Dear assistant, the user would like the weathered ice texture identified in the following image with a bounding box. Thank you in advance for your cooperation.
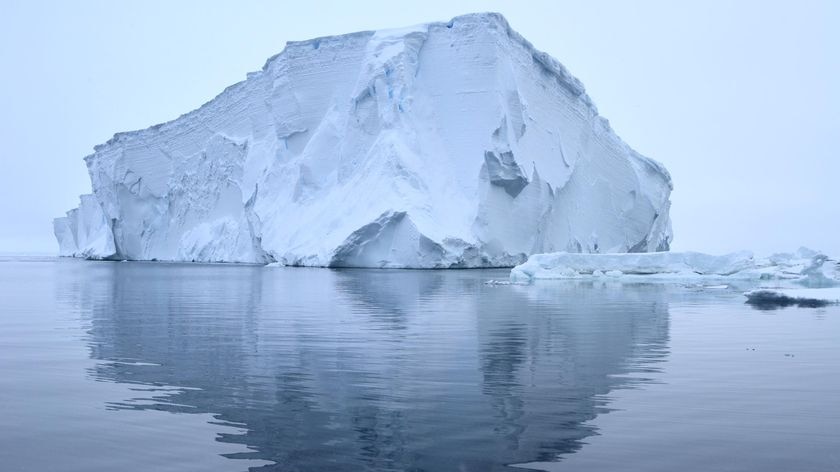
[55,13,673,267]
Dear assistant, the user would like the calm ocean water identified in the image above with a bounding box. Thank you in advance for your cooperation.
[0,258,838,471]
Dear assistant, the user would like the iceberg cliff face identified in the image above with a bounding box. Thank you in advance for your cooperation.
[55,13,673,267]
[54,194,116,259]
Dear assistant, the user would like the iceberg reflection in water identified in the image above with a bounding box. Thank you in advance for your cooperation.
[5,259,835,471]
[68,261,668,471]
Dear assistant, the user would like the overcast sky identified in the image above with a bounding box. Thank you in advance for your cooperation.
[1,0,837,255]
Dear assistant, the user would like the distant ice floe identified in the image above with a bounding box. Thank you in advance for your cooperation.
[509,247,840,287]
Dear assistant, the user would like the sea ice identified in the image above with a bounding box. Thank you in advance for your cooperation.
[509,247,840,285]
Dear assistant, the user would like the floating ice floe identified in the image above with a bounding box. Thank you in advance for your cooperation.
[509,247,839,286]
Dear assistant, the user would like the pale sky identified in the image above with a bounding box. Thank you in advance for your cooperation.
[1,0,837,255]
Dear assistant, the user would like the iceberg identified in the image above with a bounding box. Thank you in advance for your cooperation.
[55,13,672,267]
[510,247,840,285]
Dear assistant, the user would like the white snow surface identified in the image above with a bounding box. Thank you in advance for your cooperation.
[510,247,840,285]
[55,13,672,267]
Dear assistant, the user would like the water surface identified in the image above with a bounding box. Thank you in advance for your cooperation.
[0,259,837,471]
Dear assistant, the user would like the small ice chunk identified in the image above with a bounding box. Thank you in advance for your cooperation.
[484,279,513,285]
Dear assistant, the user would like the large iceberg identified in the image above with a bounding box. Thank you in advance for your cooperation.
[55,13,672,267]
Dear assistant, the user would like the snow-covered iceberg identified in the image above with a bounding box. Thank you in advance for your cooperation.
[510,247,840,285]
[55,13,672,267]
